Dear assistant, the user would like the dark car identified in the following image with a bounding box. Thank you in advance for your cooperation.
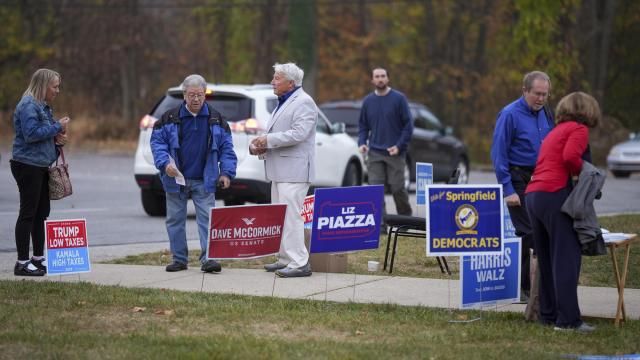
[319,100,469,185]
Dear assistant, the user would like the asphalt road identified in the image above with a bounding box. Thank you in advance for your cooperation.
[1,151,639,253]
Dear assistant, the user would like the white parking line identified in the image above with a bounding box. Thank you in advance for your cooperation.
[0,208,109,216]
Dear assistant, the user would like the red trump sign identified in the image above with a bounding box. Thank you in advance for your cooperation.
[207,204,287,259]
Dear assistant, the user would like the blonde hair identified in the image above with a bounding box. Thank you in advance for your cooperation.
[555,91,601,128]
[23,68,60,102]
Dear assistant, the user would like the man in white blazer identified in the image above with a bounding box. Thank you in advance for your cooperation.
[249,62,317,277]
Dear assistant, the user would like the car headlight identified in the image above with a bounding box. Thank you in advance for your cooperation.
[608,147,621,157]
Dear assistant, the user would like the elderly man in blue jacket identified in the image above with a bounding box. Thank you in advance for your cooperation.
[151,74,237,273]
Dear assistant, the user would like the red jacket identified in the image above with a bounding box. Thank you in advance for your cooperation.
[526,121,589,194]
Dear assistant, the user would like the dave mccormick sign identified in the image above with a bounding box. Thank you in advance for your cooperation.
[310,185,384,253]
[45,218,91,275]
[426,185,503,256]
[207,204,286,260]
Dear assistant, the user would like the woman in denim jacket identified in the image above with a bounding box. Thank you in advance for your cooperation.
[10,68,70,276]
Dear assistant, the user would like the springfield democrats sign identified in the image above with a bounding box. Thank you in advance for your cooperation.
[426,185,503,256]
[310,185,384,254]
[208,204,286,260]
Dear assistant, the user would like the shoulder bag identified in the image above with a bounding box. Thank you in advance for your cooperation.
[49,148,73,200]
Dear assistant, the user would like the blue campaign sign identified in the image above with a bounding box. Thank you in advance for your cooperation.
[503,200,517,239]
[310,185,384,254]
[426,184,503,256]
[416,162,433,206]
[460,238,521,308]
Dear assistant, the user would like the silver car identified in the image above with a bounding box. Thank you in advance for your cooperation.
[607,132,640,178]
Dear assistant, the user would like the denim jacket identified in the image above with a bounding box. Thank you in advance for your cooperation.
[150,103,237,193]
[11,95,63,167]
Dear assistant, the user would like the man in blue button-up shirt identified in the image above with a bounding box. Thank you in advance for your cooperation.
[491,71,553,303]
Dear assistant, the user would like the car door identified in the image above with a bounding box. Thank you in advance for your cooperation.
[408,107,453,180]
[314,112,349,186]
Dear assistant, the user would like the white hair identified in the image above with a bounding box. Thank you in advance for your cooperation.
[273,63,304,86]
[181,74,207,91]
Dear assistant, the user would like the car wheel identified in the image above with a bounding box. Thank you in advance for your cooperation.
[224,198,246,206]
[342,161,362,186]
[141,189,166,217]
[456,158,470,184]
[611,170,631,178]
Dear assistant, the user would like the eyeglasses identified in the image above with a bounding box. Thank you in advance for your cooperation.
[529,91,550,99]
[185,93,205,100]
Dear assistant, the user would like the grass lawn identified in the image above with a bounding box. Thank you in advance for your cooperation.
[0,280,638,359]
[106,214,640,288]
[1,215,638,358]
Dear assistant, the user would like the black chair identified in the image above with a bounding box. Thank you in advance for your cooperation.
[382,168,461,274]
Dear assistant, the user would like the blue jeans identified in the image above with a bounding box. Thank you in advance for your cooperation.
[165,179,215,265]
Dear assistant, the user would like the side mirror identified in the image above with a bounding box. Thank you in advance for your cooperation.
[439,126,453,136]
[331,122,346,134]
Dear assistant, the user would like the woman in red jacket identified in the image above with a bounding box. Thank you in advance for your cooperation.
[525,92,600,333]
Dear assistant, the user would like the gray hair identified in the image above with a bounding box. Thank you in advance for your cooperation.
[273,63,304,86]
[181,74,207,91]
[23,68,60,102]
[522,71,551,91]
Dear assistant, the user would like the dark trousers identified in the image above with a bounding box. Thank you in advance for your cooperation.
[526,189,583,328]
[367,150,412,216]
[10,160,50,261]
[507,167,533,293]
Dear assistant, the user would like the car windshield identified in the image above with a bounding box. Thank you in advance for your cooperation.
[321,107,360,137]
[151,93,253,122]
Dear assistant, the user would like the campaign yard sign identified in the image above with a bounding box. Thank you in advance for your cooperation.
[301,195,314,229]
[45,219,91,275]
[208,204,286,260]
[310,185,384,254]
[416,162,433,206]
[503,200,517,239]
[426,184,503,256]
[460,238,521,308]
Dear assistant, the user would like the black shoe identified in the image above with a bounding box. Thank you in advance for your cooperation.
[31,258,47,272]
[201,260,222,273]
[165,262,187,272]
[14,261,45,277]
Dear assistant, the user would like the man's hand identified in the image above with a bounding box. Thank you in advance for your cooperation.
[359,144,368,154]
[218,175,231,189]
[387,145,399,156]
[165,163,180,177]
[54,133,68,146]
[249,136,267,155]
[505,193,521,207]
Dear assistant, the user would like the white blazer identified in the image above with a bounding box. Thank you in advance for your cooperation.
[264,88,317,183]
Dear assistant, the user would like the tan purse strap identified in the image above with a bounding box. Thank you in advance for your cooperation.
[57,147,66,165]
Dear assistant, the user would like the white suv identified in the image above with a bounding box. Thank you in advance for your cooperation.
[134,84,365,216]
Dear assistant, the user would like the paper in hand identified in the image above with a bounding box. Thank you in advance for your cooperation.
[169,156,186,185]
